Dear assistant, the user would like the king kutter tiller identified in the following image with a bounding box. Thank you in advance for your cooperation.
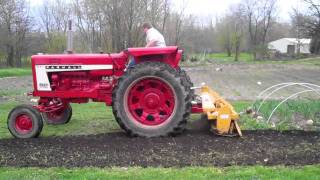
[7,46,242,138]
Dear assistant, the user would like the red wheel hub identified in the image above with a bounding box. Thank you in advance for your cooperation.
[127,78,176,126]
[144,93,160,109]
[15,114,33,134]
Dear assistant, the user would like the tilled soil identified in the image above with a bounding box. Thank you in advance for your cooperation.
[0,76,33,104]
[0,130,319,168]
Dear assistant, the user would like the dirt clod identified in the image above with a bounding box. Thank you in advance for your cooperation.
[306,120,314,126]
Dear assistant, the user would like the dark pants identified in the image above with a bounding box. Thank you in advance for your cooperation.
[128,57,136,68]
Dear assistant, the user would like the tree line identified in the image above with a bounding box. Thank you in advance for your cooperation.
[0,0,319,67]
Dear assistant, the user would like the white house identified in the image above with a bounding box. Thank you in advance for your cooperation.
[268,38,311,54]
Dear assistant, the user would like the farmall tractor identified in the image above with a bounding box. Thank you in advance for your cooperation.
[7,23,242,139]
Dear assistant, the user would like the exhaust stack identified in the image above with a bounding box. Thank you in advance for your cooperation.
[67,20,73,54]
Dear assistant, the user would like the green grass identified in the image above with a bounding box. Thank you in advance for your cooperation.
[187,52,253,62]
[0,165,320,180]
[232,101,272,130]
[205,53,254,62]
[0,68,32,78]
[253,99,320,130]
[182,53,253,66]
[0,89,26,97]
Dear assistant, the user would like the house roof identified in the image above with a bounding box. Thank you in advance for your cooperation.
[271,38,311,44]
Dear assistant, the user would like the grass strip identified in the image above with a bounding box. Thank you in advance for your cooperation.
[0,68,31,78]
[0,165,319,180]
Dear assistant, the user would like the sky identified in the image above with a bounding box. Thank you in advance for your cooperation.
[28,0,303,22]
[173,0,303,22]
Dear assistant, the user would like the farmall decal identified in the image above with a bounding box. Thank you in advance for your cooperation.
[45,65,82,70]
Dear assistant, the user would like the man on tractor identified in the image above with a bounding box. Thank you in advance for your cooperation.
[128,23,166,67]
[143,22,166,48]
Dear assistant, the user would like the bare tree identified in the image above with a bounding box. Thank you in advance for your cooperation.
[14,0,31,67]
[216,17,233,57]
[71,0,175,52]
[122,0,147,48]
[230,5,246,61]
[299,0,320,54]
[0,0,31,67]
[162,0,170,32]
[164,0,187,45]
[73,0,104,52]
[242,0,277,60]
[39,0,72,53]
[215,4,246,60]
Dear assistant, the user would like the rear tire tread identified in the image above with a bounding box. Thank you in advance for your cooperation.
[112,62,192,137]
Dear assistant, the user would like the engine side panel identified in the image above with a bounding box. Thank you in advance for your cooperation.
[31,53,128,105]
[35,64,113,91]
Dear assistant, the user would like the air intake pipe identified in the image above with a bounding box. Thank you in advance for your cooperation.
[67,20,73,54]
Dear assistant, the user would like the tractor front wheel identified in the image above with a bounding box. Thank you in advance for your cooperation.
[112,62,192,137]
[7,105,43,138]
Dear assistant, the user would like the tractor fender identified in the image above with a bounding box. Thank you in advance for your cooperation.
[126,46,182,68]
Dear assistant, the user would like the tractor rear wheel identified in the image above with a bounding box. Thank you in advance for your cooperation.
[177,67,195,100]
[42,104,72,125]
[112,62,192,137]
[7,105,43,138]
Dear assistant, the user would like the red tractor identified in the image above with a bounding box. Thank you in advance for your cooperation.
[7,21,242,139]
[7,46,243,139]
[7,47,198,138]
